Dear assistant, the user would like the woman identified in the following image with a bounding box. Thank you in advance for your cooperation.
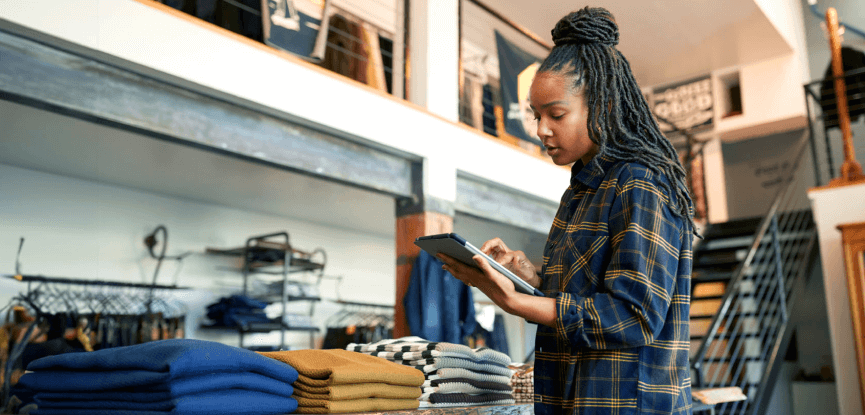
[438,7,695,415]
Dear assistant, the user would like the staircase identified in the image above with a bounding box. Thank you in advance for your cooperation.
[689,135,820,415]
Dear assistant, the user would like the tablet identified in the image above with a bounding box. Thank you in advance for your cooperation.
[414,233,544,297]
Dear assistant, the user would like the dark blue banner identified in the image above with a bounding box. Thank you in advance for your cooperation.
[494,31,543,146]
[263,0,324,60]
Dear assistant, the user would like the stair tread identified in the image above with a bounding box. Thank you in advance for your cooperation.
[693,356,764,363]
[692,294,725,301]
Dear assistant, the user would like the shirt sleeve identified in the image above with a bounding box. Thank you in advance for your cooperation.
[555,170,684,349]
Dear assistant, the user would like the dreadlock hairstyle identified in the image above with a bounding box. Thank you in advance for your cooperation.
[539,6,696,233]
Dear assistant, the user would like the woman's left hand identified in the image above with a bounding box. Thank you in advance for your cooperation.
[436,253,518,312]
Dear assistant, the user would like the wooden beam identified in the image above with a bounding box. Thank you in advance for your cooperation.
[455,172,558,235]
[0,26,415,197]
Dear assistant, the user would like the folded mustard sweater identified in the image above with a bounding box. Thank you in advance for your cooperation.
[293,397,420,414]
[292,383,421,400]
[259,349,424,386]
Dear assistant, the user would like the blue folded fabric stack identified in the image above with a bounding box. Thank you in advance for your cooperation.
[16,339,299,415]
[206,295,272,327]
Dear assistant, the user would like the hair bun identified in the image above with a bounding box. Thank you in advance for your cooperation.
[551,7,619,47]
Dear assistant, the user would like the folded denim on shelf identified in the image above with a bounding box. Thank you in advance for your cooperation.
[29,390,297,415]
[20,339,299,392]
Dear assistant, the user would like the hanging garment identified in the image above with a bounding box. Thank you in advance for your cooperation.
[403,251,476,344]
[466,314,510,356]
[820,46,865,129]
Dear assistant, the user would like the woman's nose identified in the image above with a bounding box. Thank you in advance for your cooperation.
[537,119,552,139]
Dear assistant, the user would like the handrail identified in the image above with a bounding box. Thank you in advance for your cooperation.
[690,136,805,369]
[808,0,865,40]
[690,131,817,414]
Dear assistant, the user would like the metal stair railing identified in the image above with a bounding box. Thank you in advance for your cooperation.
[690,133,820,415]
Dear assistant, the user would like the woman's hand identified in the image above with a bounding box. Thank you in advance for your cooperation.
[437,253,518,314]
[480,238,541,289]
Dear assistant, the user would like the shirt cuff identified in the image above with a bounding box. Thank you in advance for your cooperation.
[555,292,584,344]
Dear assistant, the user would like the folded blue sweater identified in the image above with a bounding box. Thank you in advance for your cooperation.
[20,339,298,392]
[30,390,298,415]
[30,372,294,401]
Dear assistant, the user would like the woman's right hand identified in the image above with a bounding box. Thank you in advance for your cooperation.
[480,238,541,289]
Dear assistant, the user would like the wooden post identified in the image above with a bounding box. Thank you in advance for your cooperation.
[826,7,865,186]
[394,211,453,338]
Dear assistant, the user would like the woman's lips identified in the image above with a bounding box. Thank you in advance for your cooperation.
[546,146,559,156]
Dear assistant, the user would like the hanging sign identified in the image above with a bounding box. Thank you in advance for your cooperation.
[494,30,543,146]
[651,76,714,133]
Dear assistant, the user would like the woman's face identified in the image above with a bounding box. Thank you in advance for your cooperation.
[529,71,598,166]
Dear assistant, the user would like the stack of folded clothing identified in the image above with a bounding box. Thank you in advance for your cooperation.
[508,363,534,404]
[260,348,424,414]
[348,337,515,408]
[15,339,299,415]
[205,295,274,331]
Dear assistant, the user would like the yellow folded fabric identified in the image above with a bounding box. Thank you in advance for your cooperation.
[259,349,424,386]
[293,382,422,400]
[294,397,420,414]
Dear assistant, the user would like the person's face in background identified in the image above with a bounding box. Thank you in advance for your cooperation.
[529,71,598,166]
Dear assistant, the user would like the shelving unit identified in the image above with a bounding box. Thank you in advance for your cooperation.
[203,231,326,350]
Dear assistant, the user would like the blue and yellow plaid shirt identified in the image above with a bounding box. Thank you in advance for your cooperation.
[535,156,693,415]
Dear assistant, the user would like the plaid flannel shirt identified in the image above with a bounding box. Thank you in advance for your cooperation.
[534,156,693,415]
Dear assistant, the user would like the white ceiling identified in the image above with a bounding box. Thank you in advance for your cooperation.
[480,0,794,87]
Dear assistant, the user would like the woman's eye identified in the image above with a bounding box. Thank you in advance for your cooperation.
[551,113,565,120]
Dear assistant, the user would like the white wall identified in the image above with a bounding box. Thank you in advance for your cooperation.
[0,162,396,349]
[808,182,865,415]
[0,0,570,207]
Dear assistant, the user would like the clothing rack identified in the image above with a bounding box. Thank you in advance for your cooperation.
[3,274,189,319]
[204,231,327,350]
[1,274,191,408]
[4,274,188,291]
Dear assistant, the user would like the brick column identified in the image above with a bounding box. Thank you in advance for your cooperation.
[394,204,454,338]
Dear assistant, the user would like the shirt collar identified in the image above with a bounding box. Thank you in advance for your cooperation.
[570,155,617,189]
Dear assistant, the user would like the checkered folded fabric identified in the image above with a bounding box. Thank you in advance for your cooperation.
[422,378,512,396]
[417,392,515,408]
[348,337,510,366]
[409,357,514,377]
[424,368,512,385]
[348,338,516,408]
